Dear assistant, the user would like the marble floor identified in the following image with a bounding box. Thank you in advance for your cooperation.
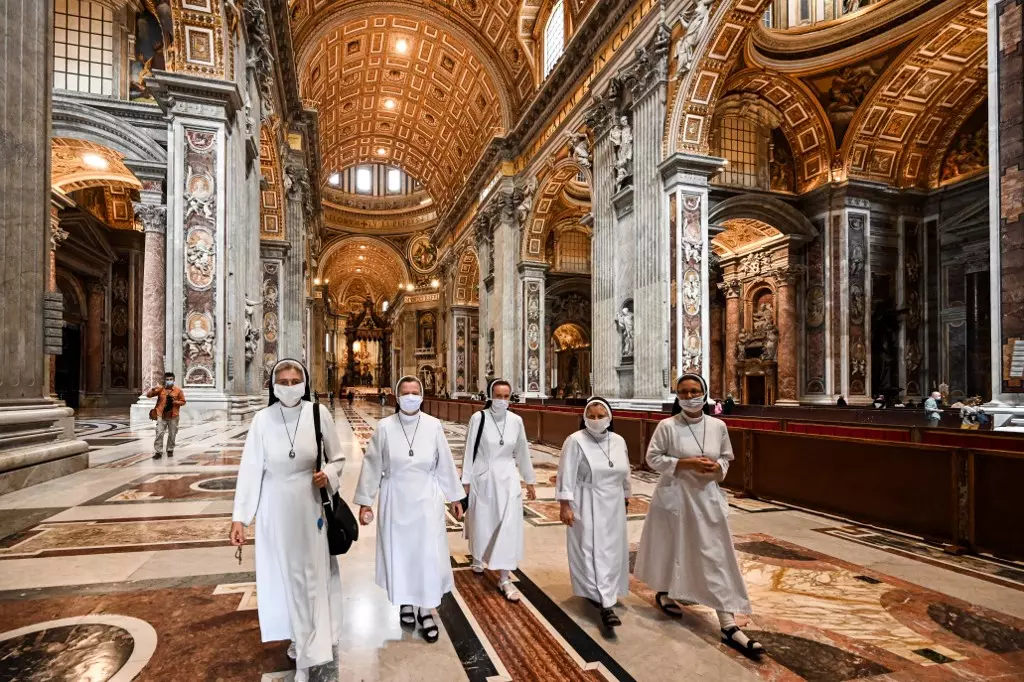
[1,403,1023,681]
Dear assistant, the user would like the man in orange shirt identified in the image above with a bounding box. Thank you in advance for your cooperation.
[147,372,186,459]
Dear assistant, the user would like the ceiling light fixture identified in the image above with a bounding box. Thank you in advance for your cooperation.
[395,38,409,54]
[377,147,388,156]
[82,153,108,170]
[359,245,366,250]
[406,283,415,291]
[356,268,362,273]
[430,279,440,289]
[383,98,396,110]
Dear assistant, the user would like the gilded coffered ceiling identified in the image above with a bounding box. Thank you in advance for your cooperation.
[318,236,413,300]
[713,218,783,256]
[291,1,536,218]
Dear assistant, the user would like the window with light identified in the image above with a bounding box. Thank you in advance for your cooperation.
[557,229,591,274]
[387,168,402,194]
[714,116,768,190]
[356,166,372,194]
[543,1,565,78]
[54,0,114,96]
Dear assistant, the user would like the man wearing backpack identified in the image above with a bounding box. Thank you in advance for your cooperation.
[147,372,186,459]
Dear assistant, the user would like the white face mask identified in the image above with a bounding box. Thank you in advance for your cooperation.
[678,396,705,412]
[275,382,305,407]
[491,399,509,413]
[399,394,422,413]
[585,417,610,435]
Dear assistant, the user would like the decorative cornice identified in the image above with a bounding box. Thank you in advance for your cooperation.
[145,71,244,122]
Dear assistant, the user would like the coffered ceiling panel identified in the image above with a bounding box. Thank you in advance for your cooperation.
[298,13,514,215]
[319,236,413,299]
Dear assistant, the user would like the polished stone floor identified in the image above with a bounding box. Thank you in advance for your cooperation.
[1,402,1023,681]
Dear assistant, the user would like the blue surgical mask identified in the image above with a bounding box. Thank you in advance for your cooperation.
[399,394,422,413]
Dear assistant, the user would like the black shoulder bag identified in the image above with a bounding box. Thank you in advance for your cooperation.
[313,403,359,555]
[460,410,487,513]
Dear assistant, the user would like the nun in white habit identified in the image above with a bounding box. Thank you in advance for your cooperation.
[354,375,464,643]
[462,378,537,601]
[230,359,345,682]
[556,396,631,628]
[634,373,764,658]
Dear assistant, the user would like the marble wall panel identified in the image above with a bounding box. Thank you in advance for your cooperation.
[848,212,869,397]
[109,255,131,389]
[524,280,543,393]
[831,214,844,395]
[804,227,827,395]
[182,127,218,387]
[681,194,704,375]
[261,261,281,388]
[454,315,467,393]
[903,221,924,396]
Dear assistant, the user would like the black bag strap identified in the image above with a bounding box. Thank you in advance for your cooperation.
[472,410,486,463]
[312,403,331,507]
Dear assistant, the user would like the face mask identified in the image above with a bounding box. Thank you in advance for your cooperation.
[491,399,509,413]
[678,396,705,412]
[275,383,305,407]
[585,417,610,435]
[399,394,423,413]
[165,380,174,388]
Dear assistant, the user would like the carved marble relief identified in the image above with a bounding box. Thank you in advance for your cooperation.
[681,195,704,374]
[262,262,280,388]
[831,214,843,394]
[847,213,869,396]
[525,280,542,392]
[454,316,467,392]
[182,127,218,387]
[903,222,924,396]
[804,227,827,395]
[110,255,132,389]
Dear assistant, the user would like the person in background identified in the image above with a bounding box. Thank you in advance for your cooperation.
[347,390,355,407]
[230,359,345,682]
[959,397,986,430]
[836,395,848,407]
[556,397,631,629]
[635,374,764,658]
[354,376,464,643]
[148,371,186,460]
[378,389,386,407]
[462,379,536,602]
[328,390,335,408]
[925,391,942,426]
[872,394,886,409]
[723,394,736,414]
[712,398,724,416]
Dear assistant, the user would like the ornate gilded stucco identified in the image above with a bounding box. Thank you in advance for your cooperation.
[259,126,286,239]
[318,235,413,300]
[521,157,592,262]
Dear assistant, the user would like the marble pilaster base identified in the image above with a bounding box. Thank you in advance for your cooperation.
[616,365,634,399]
[0,401,89,494]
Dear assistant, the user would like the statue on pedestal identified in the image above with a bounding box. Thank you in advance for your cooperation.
[614,306,635,359]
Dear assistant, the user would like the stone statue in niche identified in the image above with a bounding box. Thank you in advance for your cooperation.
[567,132,591,169]
[761,327,779,361]
[485,328,495,380]
[753,302,774,332]
[673,0,711,81]
[609,116,633,191]
[770,140,795,193]
[185,317,213,360]
[244,298,261,363]
[614,306,635,359]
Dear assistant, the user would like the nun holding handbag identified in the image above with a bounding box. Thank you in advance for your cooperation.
[313,403,359,555]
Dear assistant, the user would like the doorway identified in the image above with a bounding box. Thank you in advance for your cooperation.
[745,374,767,406]
[55,324,82,410]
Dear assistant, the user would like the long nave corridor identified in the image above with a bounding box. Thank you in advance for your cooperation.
[0,404,1022,681]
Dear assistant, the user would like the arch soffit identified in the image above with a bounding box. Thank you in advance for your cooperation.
[51,138,143,195]
[318,236,413,294]
[56,270,88,319]
[453,247,480,305]
[720,69,835,192]
[666,0,772,155]
[297,11,514,215]
[521,158,592,262]
[51,99,167,165]
[840,0,987,186]
[259,127,286,240]
[709,195,818,252]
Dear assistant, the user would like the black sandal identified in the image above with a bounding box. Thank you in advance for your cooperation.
[721,626,764,658]
[655,592,683,618]
[399,604,415,628]
[600,608,621,628]
[418,611,439,643]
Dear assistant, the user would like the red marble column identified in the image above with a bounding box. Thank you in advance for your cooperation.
[775,267,801,405]
[86,282,105,396]
[709,295,724,400]
[720,279,742,399]
[138,209,167,390]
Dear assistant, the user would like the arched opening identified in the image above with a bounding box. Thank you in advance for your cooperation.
[549,322,590,398]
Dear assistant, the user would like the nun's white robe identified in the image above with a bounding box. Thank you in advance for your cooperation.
[556,430,631,608]
[354,411,464,608]
[633,413,751,614]
[232,401,345,669]
[461,409,536,570]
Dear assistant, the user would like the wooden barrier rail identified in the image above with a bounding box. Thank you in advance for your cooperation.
[421,398,1023,560]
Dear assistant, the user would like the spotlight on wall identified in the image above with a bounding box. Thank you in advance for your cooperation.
[82,153,109,170]
[382,300,389,312]
[395,38,409,54]
[355,268,362,273]
[406,283,415,291]
[430,279,439,289]
[353,341,362,352]
[328,172,340,186]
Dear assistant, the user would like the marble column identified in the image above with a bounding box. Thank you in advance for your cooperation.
[987,0,1024,424]
[519,264,548,397]
[965,268,991,399]
[709,291,724,400]
[450,306,473,396]
[475,218,493,390]
[720,279,741,398]
[774,265,802,405]
[85,282,106,397]
[0,0,89,492]
[660,153,726,386]
[135,204,167,391]
[488,184,519,385]
[282,161,310,362]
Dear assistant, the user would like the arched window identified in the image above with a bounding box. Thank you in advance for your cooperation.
[543,0,565,78]
[714,116,770,190]
[556,228,591,273]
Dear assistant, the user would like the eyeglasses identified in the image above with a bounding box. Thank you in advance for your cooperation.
[676,389,703,398]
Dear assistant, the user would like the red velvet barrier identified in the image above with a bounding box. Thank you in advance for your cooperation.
[785,422,912,442]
